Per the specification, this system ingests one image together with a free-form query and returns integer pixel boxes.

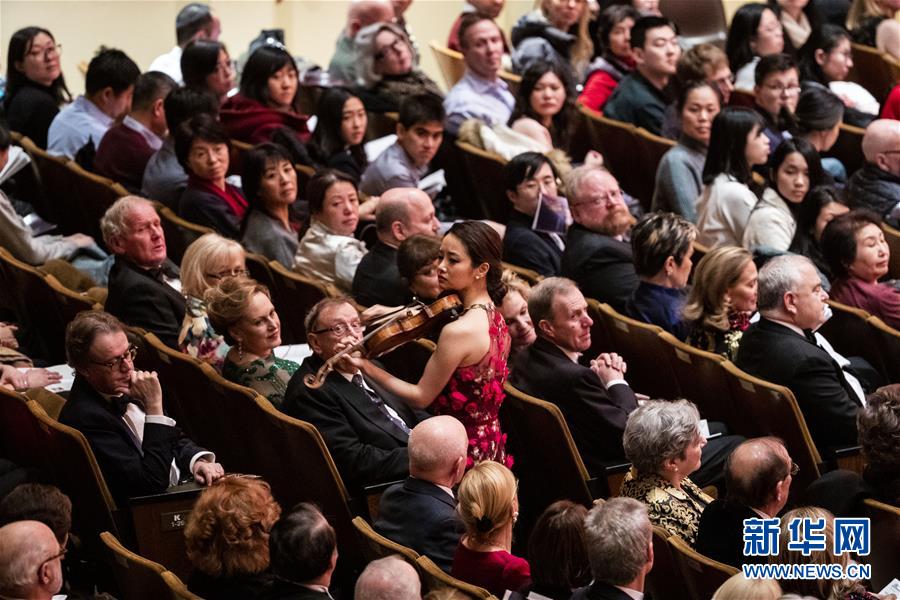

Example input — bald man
[848,119,900,226]
[695,437,794,567]
[374,416,467,572]
[0,521,64,600]
[352,187,440,307]
[328,0,395,84]
[355,555,422,600]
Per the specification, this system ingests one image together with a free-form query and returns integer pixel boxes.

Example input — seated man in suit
[572,498,653,600]
[375,415,467,573]
[352,188,440,307]
[266,503,338,600]
[735,254,866,453]
[58,311,224,504]
[101,196,186,348]
[355,555,421,600]
[561,166,639,313]
[696,437,794,567]
[0,520,64,600]
[282,298,423,490]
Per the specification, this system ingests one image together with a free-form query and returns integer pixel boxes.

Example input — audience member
[59,311,224,503]
[736,254,866,451]
[772,0,820,50]
[502,152,565,276]
[509,60,576,153]
[241,142,302,268]
[675,42,734,104]
[360,93,445,197]
[848,119,900,225]
[713,573,782,600]
[220,44,311,147]
[443,14,515,136]
[696,107,770,247]
[847,0,900,61]
[175,113,248,239]
[375,416,467,573]
[696,437,795,567]
[3,27,71,149]
[452,461,531,597]
[184,476,281,599]
[652,80,721,221]
[882,82,900,119]
[181,39,234,105]
[562,166,638,312]
[293,169,368,292]
[510,0,593,77]
[789,185,850,279]
[94,71,176,191]
[397,234,443,301]
[578,5,638,112]
[620,399,713,545]
[178,233,245,370]
[308,87,369,180]
[142,85,219,208]
[447,0,506,52]
[328,0,395,84]
[0,483,71,547]
[603,16,680,137]
[792,86,846,182]
[754,53,801,149]
[727,3,785,91]
[102,196,186,348]
[823,210,900,327]
[858,384,900,504]
[572,498,653,600]
[684,246,757,360]
[355,555,421,600]
[352,188,439,307]
[390,0,418,66]
[626,211,696,340]
[149,3,221,83]
[282,298,420,489]
[499,271,536,357]
[354,22,442,113]
[264,503,338,600]
[206,277,298,408]
[0,521,64,600]
[47,48,140,159]
[744,137,825,252]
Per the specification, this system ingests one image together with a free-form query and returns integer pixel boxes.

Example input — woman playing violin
[350,221,513,468]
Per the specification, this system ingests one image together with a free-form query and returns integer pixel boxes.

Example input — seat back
[498,70,522,96]
[160,570,203,600]
[884,224,900,280]
[267,260,337,344]
[100,531,172,600]
[865,315,900,383]
[579,107,650,209]
[634,127,676,210]
[245,252,278,292]
[154,202,214,264]
[668,534,738,600]
[9,135,57,222]
[657,332,733,425]
[415,555,496,599]
[367,111,399,141]
[585,299,613,359]
[660,0,727,48]
[864,498,900,591]
[825,124,865,177]
[352,516,420,564]
[19,139,80,232]
[0,388,48,474]
[646,526,690,600]
[728,89,756,107]
[501,261,543,286]
[66,160,129,243]
[295,163,316,197]
[454,141,508,222]
[428,41,466,88]
[850,43,900,101]
[818,300,887,380]
[375,339,435,385]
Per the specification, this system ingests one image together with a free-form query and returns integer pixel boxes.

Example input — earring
[513,511,519,524]
[237,340,244,361]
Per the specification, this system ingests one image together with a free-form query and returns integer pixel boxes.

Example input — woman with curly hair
[184,475,281,599]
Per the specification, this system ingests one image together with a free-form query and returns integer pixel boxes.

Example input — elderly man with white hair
[354,555,421,600]
[328,0,396,84]
[0,521,64,600]
[101,196,185,347]
[847,119,900,226]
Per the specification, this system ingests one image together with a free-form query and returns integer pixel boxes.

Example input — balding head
[862,119,900,176]
[0,520,64,599]
[354,555,421,600]
[726,437,793,517]
[347,0,395,37]
[375,188,439,244]
[408,416,468,487]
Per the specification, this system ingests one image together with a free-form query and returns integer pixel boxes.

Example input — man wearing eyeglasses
[848,119,900,227]
[0,520,63,600]
[59,311,225,504]
[282,298,424,491]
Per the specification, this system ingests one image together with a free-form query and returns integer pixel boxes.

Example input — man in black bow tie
[101,196,186,348]
[59,311,224,504]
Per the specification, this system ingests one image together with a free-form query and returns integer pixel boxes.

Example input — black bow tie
[145,265,171,283]
[109,395,131,417]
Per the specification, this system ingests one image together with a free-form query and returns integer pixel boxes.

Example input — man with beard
[561,166,639,312]
[753,54,800,152]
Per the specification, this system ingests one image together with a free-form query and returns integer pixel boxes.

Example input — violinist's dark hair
[445,221,506,304]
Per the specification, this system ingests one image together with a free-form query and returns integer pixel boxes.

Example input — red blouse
[451,543,531,597]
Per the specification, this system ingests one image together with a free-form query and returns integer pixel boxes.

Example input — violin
[303,294,463,388]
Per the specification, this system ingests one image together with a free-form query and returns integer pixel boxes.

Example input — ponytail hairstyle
[445,221,506,304]
[456,461,518,545]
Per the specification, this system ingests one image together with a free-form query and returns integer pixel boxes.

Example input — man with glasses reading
[282,297,423,491]
[0,520,64,600]
[59,310,224,504]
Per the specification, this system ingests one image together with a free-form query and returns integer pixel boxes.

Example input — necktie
[108,395,131,417]
[351,374,411,435]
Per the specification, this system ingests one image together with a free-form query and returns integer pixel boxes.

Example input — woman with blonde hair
[179,233,246,370]
[847,0,900,61]
[683,246,757,361]
[511,0,594,79]
[205,277,298,408]
[452,461,531,597]
[713,573,781,600]
[184,475,281,599]
[500,271,536,356]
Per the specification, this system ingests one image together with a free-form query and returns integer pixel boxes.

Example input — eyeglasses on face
[312,320,363,336]
[89,345,138,370]
[28,43,61,60]
[206,268,248,281]
[374,38,405,62]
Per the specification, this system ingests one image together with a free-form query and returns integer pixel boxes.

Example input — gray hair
[583,498,651,585]
[564,164,611,203]
[623,399,701,474]
[100,195,154,248]
[757,254,813,312]
[0,521,59,596]
[528,277,579,329]
[355,22,412,88]
[354,555,421,600]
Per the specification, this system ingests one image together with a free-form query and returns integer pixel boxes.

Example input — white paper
[274,344,312,365]
[364,134,397,162]
[880,578,900,596]
[0,146,30,184]
[24,212,57,236]
[417,169,446,197]
[18,364,75,393]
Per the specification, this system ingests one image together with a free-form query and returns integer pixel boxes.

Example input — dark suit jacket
[351,241,408,307]
[179,185,242,239]
[374,477,464,572]
[510,337,638,476]
[735,318,861,452]
[570,581,638,600]
[502,211,564,277]
[695,499,765,568]
[282,354,422,490]
[561,224,638,312]
[104,256,186,348]
[58,376,205,504]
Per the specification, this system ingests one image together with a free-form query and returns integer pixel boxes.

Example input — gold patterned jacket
[620,469,713,545]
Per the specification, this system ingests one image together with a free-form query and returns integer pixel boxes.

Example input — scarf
[188,175,249,221]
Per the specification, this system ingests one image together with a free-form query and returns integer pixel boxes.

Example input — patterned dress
[685,311,751,362]
[620,470,713,545]
[222,354,299,409]
[179,296,229,372]
[432,306,513,469]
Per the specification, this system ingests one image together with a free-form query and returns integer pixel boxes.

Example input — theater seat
[416,555,496,599]
[668,534,738,600]
[352,516,420,564]
[100,531,174,600]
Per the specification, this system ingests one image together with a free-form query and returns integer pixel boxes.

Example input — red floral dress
[432,307,513,469]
